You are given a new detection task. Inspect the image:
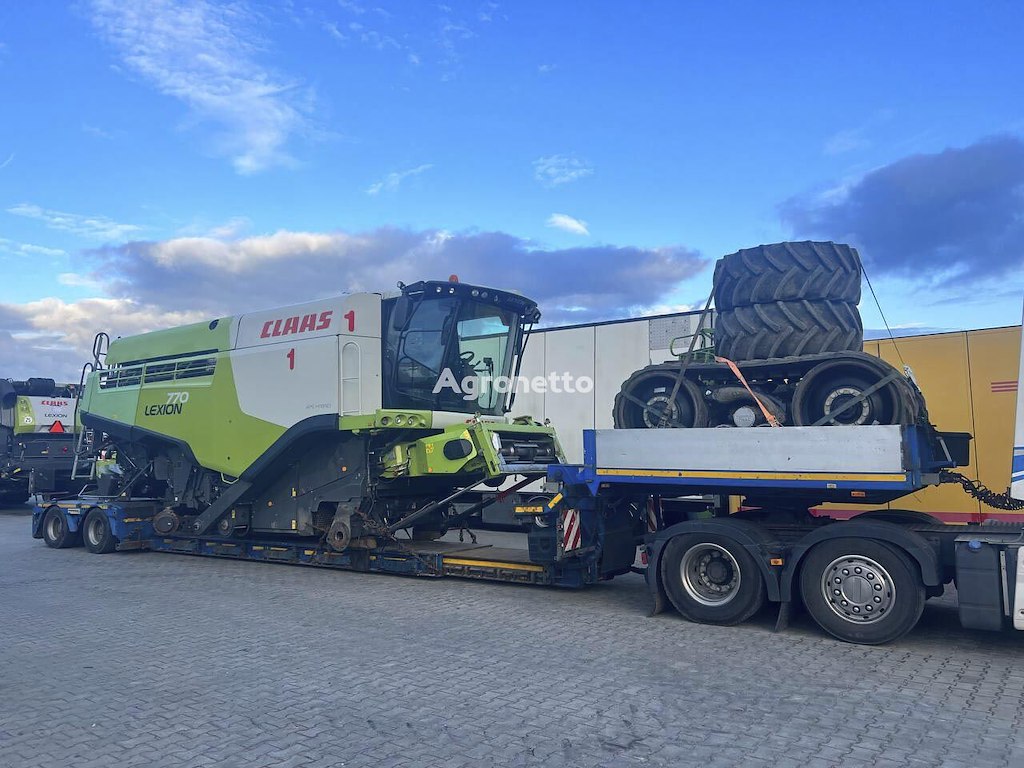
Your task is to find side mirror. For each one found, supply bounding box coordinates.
[392,296,412,331]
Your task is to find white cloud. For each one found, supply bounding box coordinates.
[57,273,103,290]
[7,203,142,241]
[0,297,208,378]
[533,154,594,187]
[0,152,13,170]
[546,213,589,236]
[82,123,114,139]
[824,128,870,156]
[537,63,556,74]
[148,230,348,271]
[0,237,67,258]
[88,0,314,174]
[366,163,433,195]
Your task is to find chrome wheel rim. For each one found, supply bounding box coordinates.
[87,517,104,547]
[820,555,894,624]
[46,514,62,541]
[680,543,740,606]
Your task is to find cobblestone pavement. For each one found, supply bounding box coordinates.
[2,507,1023,768]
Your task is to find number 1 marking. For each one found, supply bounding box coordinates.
[344,309,355,332]
[287,348,295,370]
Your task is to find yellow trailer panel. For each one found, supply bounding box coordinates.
[819,325,1021,522]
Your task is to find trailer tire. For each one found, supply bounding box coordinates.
[83,508,117,554]
[42,507,80,549]
[799,538,925,644]
[661,534,766,625]
[713,241,862,310]
[715,300,863,361]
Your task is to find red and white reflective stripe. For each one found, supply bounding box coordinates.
[646,498,659,532]
[992,380,1018,393]
[562,509,582,551]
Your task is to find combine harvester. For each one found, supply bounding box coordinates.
[32,247,1024,644]
[1,378,79,504]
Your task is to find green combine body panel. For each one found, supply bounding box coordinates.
[80,280,562,544]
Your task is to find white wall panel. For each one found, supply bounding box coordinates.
[541,327,595,463]
[594,321,651,429]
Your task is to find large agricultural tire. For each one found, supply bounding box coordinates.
[715,299,863,361]
[714,241,862,311]
[799,537,925,644]
[661,533,766,625]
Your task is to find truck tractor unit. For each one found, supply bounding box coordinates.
[614,242,929,431]
[0,378,78,503]
[75,279,562,548]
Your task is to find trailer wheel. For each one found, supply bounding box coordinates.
[661,534,766,625]
[42,507,80,549]
[83,508,117,554]
[799,538,925,644]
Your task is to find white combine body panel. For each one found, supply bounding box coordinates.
[1012,301,1024,502]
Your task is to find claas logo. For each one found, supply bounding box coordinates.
[260,311,333,339]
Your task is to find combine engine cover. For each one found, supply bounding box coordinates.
[79,280,562,544]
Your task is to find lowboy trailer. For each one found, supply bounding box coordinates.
[32,421,1024,644]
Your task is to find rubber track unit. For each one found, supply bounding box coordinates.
[713,241,862,311]
[612,351,928,429]
[715,299,863,361]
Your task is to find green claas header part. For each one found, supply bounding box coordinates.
[78,278,562,546]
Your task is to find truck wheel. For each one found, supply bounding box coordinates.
[799,538,925,644]
[42,507,80,549]
[660,534,766,625]
[83,508,118,554]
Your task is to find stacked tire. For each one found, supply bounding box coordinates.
[713,242,863,361]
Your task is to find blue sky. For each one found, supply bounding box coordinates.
[1,1,1023,377]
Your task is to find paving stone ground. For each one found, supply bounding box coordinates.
[2,506,1023,767]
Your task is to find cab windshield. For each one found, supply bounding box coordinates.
[384,293,523,415]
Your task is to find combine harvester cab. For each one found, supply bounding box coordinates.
[39,279,564,556]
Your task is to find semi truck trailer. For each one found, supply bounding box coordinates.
[31,277,1024,644]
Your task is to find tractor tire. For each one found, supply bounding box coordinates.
[715,299,863,361]
[713,241,862,311]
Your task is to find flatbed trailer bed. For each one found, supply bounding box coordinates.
[32,424,1024,644]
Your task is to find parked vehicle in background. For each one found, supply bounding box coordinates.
[0,378,79,504]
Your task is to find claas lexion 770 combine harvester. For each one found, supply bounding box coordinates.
[34,243,1024,644]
